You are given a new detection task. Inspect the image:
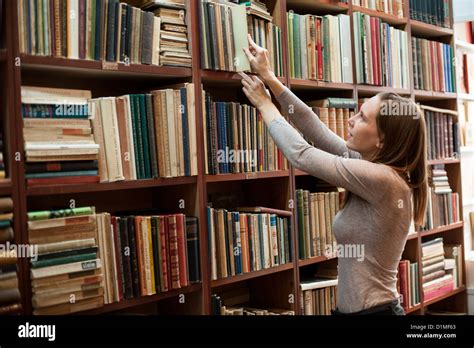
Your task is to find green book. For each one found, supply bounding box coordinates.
[0,221,11,229]
[139,94,151,179]
[288,12,294,78]
[293,13,301,79]
[31,252,97,269]
[27,207,94,221]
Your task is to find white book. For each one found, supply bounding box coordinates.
[339,14,353,84]
[300,278,338,291]
[67,0,80,59]
[30,258,102,279]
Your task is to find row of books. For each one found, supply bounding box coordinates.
[423,106,460,161]
[17,0,191,67]
[397,259,420,310]
[353,0,404,18]
[409,0,451,28]
[0,197,22,315]
[199,0,283,75]
[353,12,410,89]
[27,206,201,314]
[287,12,352,83]
[412,37,456,93]
[309,98,357,142]
[421,238,462,302]
[202,91,288,175]
[295,190,341,260]
[211,285,294,315]
[301,278,338,316]
[28,206,104,315]
[91,84,198,181]
[422,165,461,231]
[96,212,200,304]
[207,206,292,280]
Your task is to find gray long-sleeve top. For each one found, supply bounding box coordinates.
[269,87,411,313]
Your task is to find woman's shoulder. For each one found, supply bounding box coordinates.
[378,164,411,195]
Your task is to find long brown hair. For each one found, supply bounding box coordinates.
[344,92,428,228]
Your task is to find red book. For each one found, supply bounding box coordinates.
[159,216,170,292]
[316,18,323,80]
[167,215,181,290]
[370,17,378,85]
[423,282,454,301]
[175,214,189,287]
[27,175,100,186]
[398,260,408,309]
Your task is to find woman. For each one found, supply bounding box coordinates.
[241,35,428,315]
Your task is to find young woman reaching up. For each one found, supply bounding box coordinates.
[240,35,428,315]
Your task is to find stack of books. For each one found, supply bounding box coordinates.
[207,206,292,280]
[18,0,163,65]
[28,206,104,315]
[423,106,460,161]
[203,90,288,175]
[397,259,420,310]
[96,212,200,304]
[353,12,409,88]
[423,164,460,231]
[295,189,342,260]
[90,84,198,182]
[421,237,454,302]
[287,12,353,83]
[412,37,455,92]
[22,86,100,186]
[0,197,21,315]
[353,0,404,18]
[409,0,451,28]
[139,0,192,67]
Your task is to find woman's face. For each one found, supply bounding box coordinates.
[346,96,383,159]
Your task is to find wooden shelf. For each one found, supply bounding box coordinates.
[26,176,198,196]
[423,286,466,307]
[205,170,290,183]
[410,20,453,38]
[299,255,336,267]
[211,263,294,288]
[19,55,193,80]
[352,6,407,26]
[0,49,6,62]
[356,84,410,96]
[414,89,457,101]
[201,69,286,86]
[406,304,422,314]
[427,158,460,165]
[407,232,418,240]
[0,179,12,196]
[420,222,464,238]
[294,169,309,176]
[79,283,202,315]
[286,0,349,14]
[457,93,474,101]
[290,78,353,91]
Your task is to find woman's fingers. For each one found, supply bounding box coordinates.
[248,34,262,52]
[238,72,253,84]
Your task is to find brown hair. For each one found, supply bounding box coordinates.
[344,92,428,228]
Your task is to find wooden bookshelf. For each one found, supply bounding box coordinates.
[3,0,467,316]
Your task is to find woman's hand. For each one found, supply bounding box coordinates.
[240,72,272,110]
[243,34,274,82]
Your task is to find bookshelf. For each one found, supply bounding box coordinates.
[1,0,467,316]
